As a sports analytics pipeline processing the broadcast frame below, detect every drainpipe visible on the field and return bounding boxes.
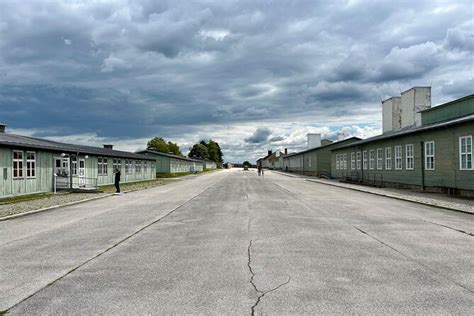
[420,141,425,191]
[70,155,74,190]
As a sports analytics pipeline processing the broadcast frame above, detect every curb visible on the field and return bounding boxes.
[305,179,473,215]
[0,194,114,222]
[0,181,173,222]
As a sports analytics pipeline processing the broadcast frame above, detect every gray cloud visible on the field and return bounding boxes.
[0,0,472,163]
[245,127,272,144]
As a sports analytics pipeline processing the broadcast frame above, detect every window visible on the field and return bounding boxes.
[113,158,121,172]
[356,152,361,170]
[143,161,148,173]
[363,151,368,170]
[98,157,108,176]
[395,146,402,170]
[26,151,36,178]
[71,156,77,176]
[336,154,340,170]
[385,147,392,170]
[125,160,133,174]
[13,150,24,179]
[425,141,435,170]
[343,153,347,170]
[460,136,472,170]
[136,161,142,173]
[369,150,375,170]
[376,149,383,170]
[351,152,356,170]
[406,144,414,170]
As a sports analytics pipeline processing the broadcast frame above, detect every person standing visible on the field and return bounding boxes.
[114,167,121,194]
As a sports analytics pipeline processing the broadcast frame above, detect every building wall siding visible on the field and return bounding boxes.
[331,122,474,191]
[422,97,474,125]
[0,147,156,198]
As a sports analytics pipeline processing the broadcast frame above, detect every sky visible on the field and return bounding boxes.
[0,0,472,163]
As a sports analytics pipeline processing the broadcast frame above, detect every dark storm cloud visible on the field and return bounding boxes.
[244,127,272,144]
[0,0,472,162]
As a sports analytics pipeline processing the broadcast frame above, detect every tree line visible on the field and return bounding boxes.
[147,137,223,163]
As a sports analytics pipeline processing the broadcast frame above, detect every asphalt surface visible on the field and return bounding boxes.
[1,169,473,314]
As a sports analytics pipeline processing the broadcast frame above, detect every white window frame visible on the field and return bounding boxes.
[26,151,36,178]
[136,160,142,173]
[343,153,347,170]
[71,156,78,176]
[98,157,109,176]
[395,145,402,170]
[13,150,24,179]
[129,160,133,174]
[369,150,375,170]
[376,149,383,170]
[406,144,414,170]
[113,158,121,172]
[336,154,340,170]
[363,151,368,170]
[356,152,361,170]
[425,141,435,171]
[385,147,392,170]
[351,152,355,170]
[98,157,103,175]
[459,136,473,170]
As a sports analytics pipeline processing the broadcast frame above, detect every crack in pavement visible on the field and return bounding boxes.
[247,240,291,316]
[2,178,225,314]
[421,219,473,237]
[352,226,474,294]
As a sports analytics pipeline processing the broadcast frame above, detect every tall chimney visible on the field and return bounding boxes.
[103,144,114,150]
[307,133,321,149]
[267,150,272,156]
[284,148,288,155]
[0,124,6,133]
[400,86,431,128]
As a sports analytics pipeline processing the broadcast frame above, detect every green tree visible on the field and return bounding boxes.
[189,140,224,163]
[167,141,182,156]
[188,143,209,159]
[243,161,251,167]
[207,140,222,163]
[147,137,183,156]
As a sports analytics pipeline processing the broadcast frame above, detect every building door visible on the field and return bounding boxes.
[78,159,86,187]
[54,157,70,189]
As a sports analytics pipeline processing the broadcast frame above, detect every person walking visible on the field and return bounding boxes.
[114,167,121,194]
[257,165,261,176]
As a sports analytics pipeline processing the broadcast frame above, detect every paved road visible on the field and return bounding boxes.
[1,169,473,314]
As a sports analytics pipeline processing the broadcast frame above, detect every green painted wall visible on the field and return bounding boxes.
[0,146,156,198]
[422,96,474,125]
[331,121,474,191]
[283,139,360,175]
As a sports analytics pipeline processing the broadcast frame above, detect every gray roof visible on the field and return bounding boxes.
[0,132,154,160]
[285,137,362,158]
[333,114,474,151]
[136,149,204,163]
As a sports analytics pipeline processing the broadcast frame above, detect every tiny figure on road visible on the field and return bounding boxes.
[261,167,264,178]
[114,167,121,194]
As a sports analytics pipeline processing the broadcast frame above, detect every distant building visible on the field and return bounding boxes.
[331,92,474,196]
[136,150,204,174]
[282,136,361,176]
[258,148,288,170]
[0,126,156,198]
